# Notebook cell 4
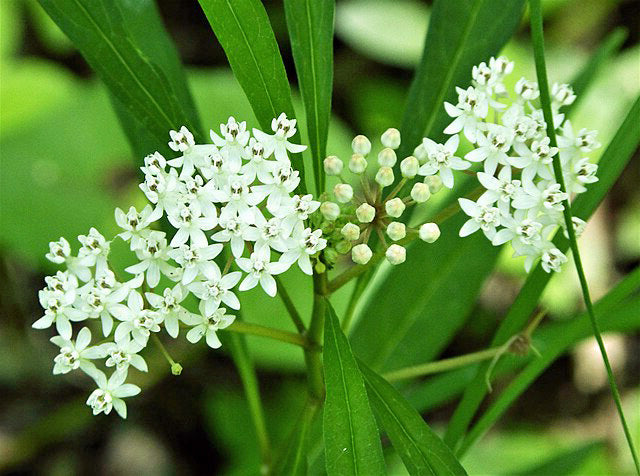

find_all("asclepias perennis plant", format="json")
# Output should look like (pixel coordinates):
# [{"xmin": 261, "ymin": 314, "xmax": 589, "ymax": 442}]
[{"xmin": 34, "ymin": 0, "xmax": 640, "ymax": 474}]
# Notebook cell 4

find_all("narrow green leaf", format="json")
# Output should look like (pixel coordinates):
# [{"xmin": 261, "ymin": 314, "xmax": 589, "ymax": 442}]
[
  {"xmin": 198, "ymin": 0, "xmax": 308, "ymax": 193},
  {"xmin": 274, "ymin": 400, "xmax": 320, "ymax": 476},
  {"xmin": 350, "ymin": 212, "xmax": 500, "ymax": 371},
  {"xmin": 358, "ymin": 361, "xmax": 467, "ymax": 476},
  {"xmin": 323, "ymin": 302, "xmax": 385, "ymax": 475},
  {"xmin": 565, "ymin": 27, "xmax": 627, "ymax": 117},
  {"xmin": 284, "ymin": 0, "xmax": 335, "ymax": 194},
  {"xmin": 459, "ymin": 293, "xmax": 640, "ymax": 456},
  {"xmin": 398, "ymin": 0, "xmax": 525, "ymax": 157},
  {"xmin": 444, "ymin": 95, "xmax": 640, "ymax": 450},
  {"xmin": 38, "ymin": 0, "xmax": 201, "ymax": 157}
]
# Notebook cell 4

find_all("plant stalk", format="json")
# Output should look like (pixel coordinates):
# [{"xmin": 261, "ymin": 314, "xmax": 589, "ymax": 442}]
[
  {"xmin": 274, "ymin": 275, "xmax": 306, "ymax": 333},
  {"xmin": 305, "ymin": 272, "xmax": 327, "ymax": 401},
  {"xmin": 224, "ymin": 320, "xmax": 310, "ymax": 348},
  {"xmin": 529, "ymin": 1, "xmax": 639, "ymax": 471}
]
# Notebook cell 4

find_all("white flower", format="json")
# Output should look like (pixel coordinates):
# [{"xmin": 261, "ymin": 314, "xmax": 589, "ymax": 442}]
[
  {"xmin": 551, "ymin": 82, "xmax": 576, "ymax": 108},
  {"xmin": 168, "ymin": 126, "xmax": 195, "ymax": 153},
  {"xmin": 78, "ymin": 270, "xmax": 137, "ymax": 336},
  {"xmin": 187, "ymin": 267, "xmax": 242, "ymax": 314},
  {"xmin": 139, "ymin": 168, "xmax": 180, "ymax": 213},
  {"xmin": 78, "ymin": 228, "xmax": 111, "ymax": 277},
  {"xmin": 418, "ymin": 135, "xmax": 470, "ymax": 189},
  {"xmin": 98, "ymin": 339, "xmax": 148, "ymax": 373},
  {"xmin": 510, "ymin": 137, "xmax": 558, "ymax": 185},
  {"xmin": 242, "ymin": 137, "xmax": 275, "ymax": 182},
  {"xmin": 46, "ymin": 238, "xmax": 91, "ymax": 281},
  {"xmin": 50, "ymin": 327, "xmax": 103, "ymax": 377},
  {"xmin": 512, "ymin": 181, "xmax": 568, "ymax": 219},
  {"xmin": 168, "ymin": 142, "xmax": 220, "ymax": 179},
  {"xmin": 214, "ymin": 175, "xmax": 264, "ymax": 224},
  {"xmin": 444, "ymin": 86, "xmax": 489, "ymax": 142},
  {"xmin": 179, "ymin": 174, "xmax": 219, "ymax": 218},
  {"xmin": 540, "ymin": 246, "xmax": 568, "ymax": 273},
  {"xmin": 210, "ymin": 116, "xmax": 250, "ymax": 173},
  {"xmin": 464, "ymin": 124, "xmax": 514, "ymax": 175},
  {"xmin": 146, "ymin": 284, "xmax": 191, "ymax": 338},
  {"xmin": 557, "ymin": 120, "xmax": 601, "ymax": 155},
  {"xmin": 281, "ymin": 226, "xmax": 327, "ymax": 275},
  {"xmin": 34, "ymin": 288, "xmax": 87, "ymax": 340},
  {"xmin": 565, "ymin": 157, "xmax": 598, "ymax": 194},
  {"xmin": 113, "ymin": 291, "xmax": 163, "ymax": 346},
  {"xmin": 183, "ymin": 303, "xmax": 235, "ymax": 349},
  {"xmin": 277, "ymin": 194, "xmax": 320, "ymax": 233},
  {"xmin": 477, "ymin": 166, "xmax": 522, "ymax": 216},
  {"xmin": 491, "ymin": 209, "xmax": 546, "ymax": 255},
  {"xmin": 167, "ymin": 202, "xmax": 216, "ymax": 248},
  {"xmin": 458, "ymin": 198, "xmax": 501, "ymax": 240},
  {"xmin": 115, "ymin": 205, "xmax": 163, "ymax": 250},
  {"xmin": 86, "ymin": 369, "xmax": 140, "ymax": 418},
  {"xmin": 514, "ymin": 78, "xmax": 539, "ymax": 101},
  {"xmin": 253, "ymin": 164, "xmax": 300, "ymax": 214},
  {"xmin": 167, "ymin": 242, "xmax": 222, "ymax": 285},
  {"xmin": 140, "ymin": 151, "xmax": 167, "ymax": 176},
  {"xmin": 243, "ymin": 212, "xmax": 290, "ymax": 253},
  {"xmin": 236, "ymin": 246, "xmax": 288, "ymax": 297},
  {"xmin": 211, "ymin": 216, "xmax": 250, "ymax": 259},
  {"xmin": 126, "ymin": 231, "xmax": 177, "ymax": 287},
  {"xmin": 253, "ymin": 113, "xmax": 306, "ymax": 162}
]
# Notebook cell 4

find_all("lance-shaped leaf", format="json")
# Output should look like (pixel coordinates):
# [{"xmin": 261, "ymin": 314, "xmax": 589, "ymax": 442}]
[
  {"xmin": 444, "ymin": 96, "xmax": 640, "ymax": 449},
  {"xmin": 198, "ymin": 0, "xmax": 308, "ymax": 192},
  {"xmin": 359, "ymin": 360, "xmax": 467, "ymax": 476},
  {"xmin": 323, "ymin": 302, "xmax": 385, "ymax": 475},
  {"xmin": 38, "ymin": 0, "xmax": 201, "ymax": 158},
  {"xmin": 284, "ymin": 0, "xmax": 335, "ymax": 194},
  {"xmin": 398, "ymin": 0, "xmax": 525, "ymax": 158}
]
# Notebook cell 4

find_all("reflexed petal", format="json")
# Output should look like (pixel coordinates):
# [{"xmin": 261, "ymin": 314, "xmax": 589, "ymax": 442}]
[
  {"xmin": 260, "ymin": 274, "xmax": 277, "ymax": 297},
  {"xmin": 459, "ymin": 219, "xmax": 480, "ymax": 237},
  {"xmin": 113, "ymin": 383, "xmax": 141, "ymax": 398},
  {"xmin": 76, "ymin": 327, "xmax": 91, "ymax": 351},
  {"xmin": 205, "ymin": 330, "xmax": 222, "ymax": 349}
]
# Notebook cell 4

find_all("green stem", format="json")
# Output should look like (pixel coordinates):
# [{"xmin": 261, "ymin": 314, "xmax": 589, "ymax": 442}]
[
  {"xmin": 151, "ymin": 334, "xmax": 182, "ymax": 375},
  {"xmin": 224, "ymin": 320, "xmax": 310, "ymax": 348},
  {"xmin": 305, "ymin": 273, "xmax": 327, "ymax": 401},
  {"xmin": 383, "ymin": 347, "xmax": 502, "ymax": 382},
  {"xmin": 227, "ymin": 332, "xmax": 272, "ymax": 473},
  {"xmin": 529, "ymin": 1, "xmax": 639, "ymax": 471},
  {"xmin": 275, "ymin": 275, "xmax": 306, "ymax": 333}
]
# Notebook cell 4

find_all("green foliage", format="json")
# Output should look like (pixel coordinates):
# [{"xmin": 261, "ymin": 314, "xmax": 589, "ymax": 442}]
[
  {"xmin": 359, "ymin": 361, "xmax": 467, "ymax": 476},
  {"xmin": 398, "ymin": 0, "xmax": 526, "ymax": 157},
  {"xmin": 284, "ymin": 0, "xmax": 335, "ymax": 194},
  {"xmin": 37, "ymin": 0, "xmax": 201, "ymax": 158},
  {"xmin": 323, "ymin": 303, "xmax": 385, "ymax": 475}
]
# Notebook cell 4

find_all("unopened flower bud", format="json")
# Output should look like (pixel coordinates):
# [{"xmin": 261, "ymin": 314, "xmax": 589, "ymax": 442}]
[
  {"xmin": 352, "ymin": 135, "xmax": 372, "ymax": 155},
  {"xmin": 341, "ymin": 223, "xmax": 360, "ymax": 241},
  {"xmin": 356, "ymin": 203, "xmax": 376, "ymax": 223},
  {"xmin": 385, "ymin": 244, "xmax": 406, "ymax": 265},
  {"xmin": 385, "ymin": 197, "xmax": 405, "ymax": 218},
  {"xmin": 334, "ymin": 183, "xmax": 354, "ymax": 203},
  {"xmin": 386, "ymin": 222, "xmax": 406, "ymax": 241},
  {"xmin": 321, "ymin": 201, "xmax": 340, "ymax": 221},
  {"xmin": 424, "ymin": 175, "xmax": 443, "ymax": 194},
  {"xmin": 324, "ymin": 248, "xmax": 339, "ymax": 263},
  {"xmin": 323, "ymin": 155, "xmax": 343, "ymax": 176},
  {"xmin": 377, "ymin": 148, "xmax": 397, "ymax": 167},
  {"xmin": 171, "ymin": 363, "xmax": 183, "ymax": 375},
  {"xmin": 352, "ymin": 243, "xmax": 373, "ymax": 265},
  {"xmin": 414, "ymin": 143, "xmax": 428, "ymax": 163},
  {"xmin": 381, "ymin": 128, "xmax": 401, "ymax": 149},
  {"xmin": 349, "ymin": 154, "xmax": 368, "ymax": 174},
  {"xmin": 411, "ymin": 182, "xmax": 430, "ymax": 203},
  {"xmin": 419, "ymin": 223, "xmax": 440, "ymax": 243},
  {"xmin": 375, "ymin": 166, "xmax": 394, "ymax": 187},
  {"xmin": 400, "ymin": 156, "xmax": 419, "ymax": 178},
  {"xmin": 335, "ymin": 241, "xmax": 352, "ymax": 254},
  {"xmin": 314, "ymin": 261, "xmax": 326, "ymax": 274}
]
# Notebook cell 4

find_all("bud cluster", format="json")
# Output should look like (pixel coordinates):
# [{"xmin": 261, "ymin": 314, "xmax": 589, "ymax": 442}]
[{"xmin": 319, "ymin": 128, "xmax": 442, "ymax": 266}]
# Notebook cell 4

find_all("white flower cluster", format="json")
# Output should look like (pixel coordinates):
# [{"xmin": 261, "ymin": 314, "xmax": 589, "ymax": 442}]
[
  {"xmin": 34, "ymin": 114, "xmax": 327, "ymax": 418},
  {"xmin": 320, "ymin": 129, "xmax": 442, "ymax": 267},
  {"xmin": 448, "ymin": 56, "xmax": 600, "ymax": 272}
]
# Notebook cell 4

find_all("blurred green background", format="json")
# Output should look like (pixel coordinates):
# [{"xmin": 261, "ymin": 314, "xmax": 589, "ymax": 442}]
[{"xmin": 0, "ymin": 0, "xmax": 638, "ymax": 474}]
